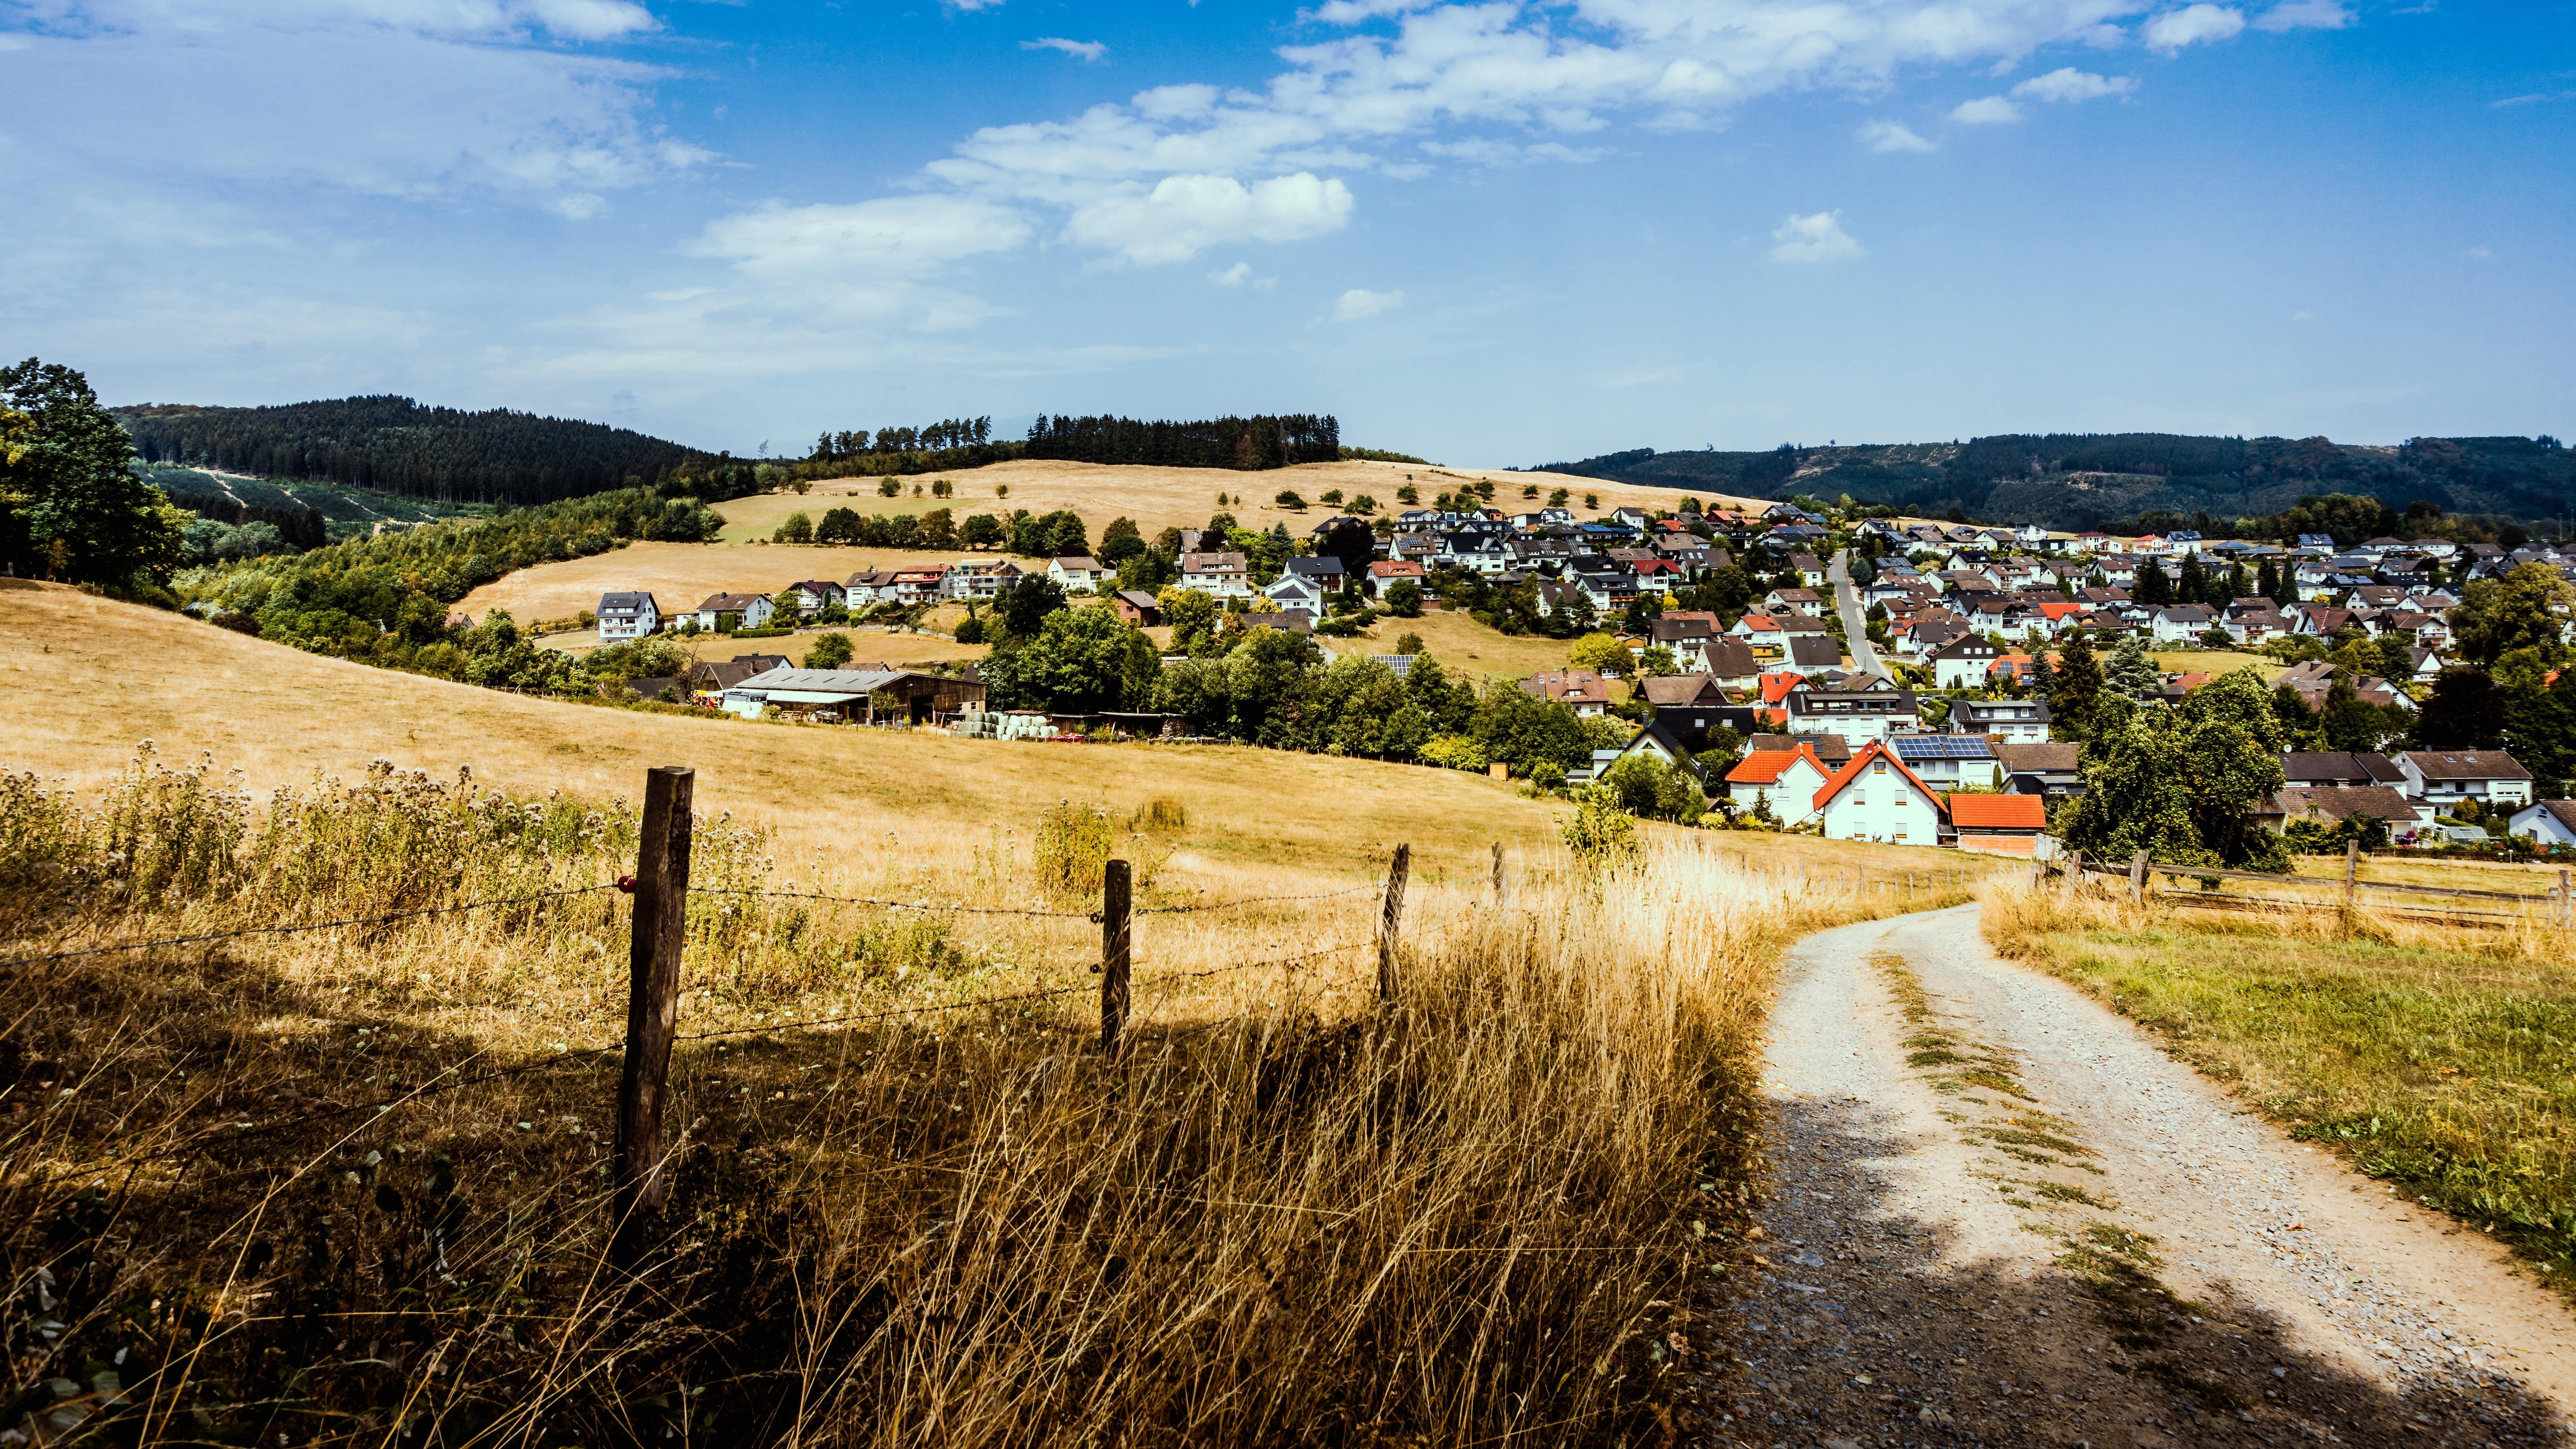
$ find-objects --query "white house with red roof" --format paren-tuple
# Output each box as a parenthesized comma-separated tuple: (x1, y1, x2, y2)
(1813, 741, 1944, 846)
(1723, 741, 1833, 824)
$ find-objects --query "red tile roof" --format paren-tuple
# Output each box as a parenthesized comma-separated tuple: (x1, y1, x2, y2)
(1946, 793, 2048, 830)
(1811, 741, 1938, 811)
(1726, 742, 1829, 785)
(1757, 672, 1807, 705)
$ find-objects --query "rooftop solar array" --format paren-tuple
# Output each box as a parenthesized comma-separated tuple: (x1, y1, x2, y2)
(1891, 736, 1997, 759)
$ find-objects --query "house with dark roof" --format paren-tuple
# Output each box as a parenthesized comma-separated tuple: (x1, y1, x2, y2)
(1992, 742, 2081, 803)
(2279, 751, 2405, 789)
(2262, 785, 2431, 834)
(596, 591, 662, 641)
(1521, 668, 1612, 717)
(1928, 635, 2002, 689)
(1949, 698, 2051, 746)
(2397, 750, 2533, 808)
(2508, 799, 2576, 848)
(1782, 633, 1844, 677)
(1782, 687, 1920, 744)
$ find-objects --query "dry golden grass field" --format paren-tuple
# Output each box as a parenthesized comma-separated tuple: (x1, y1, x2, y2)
(1352, 608, 1581, 682)
(2, 579, 2001, 1443)
(2150, 648, 2289, 680)
(713, 457, 1772, 547)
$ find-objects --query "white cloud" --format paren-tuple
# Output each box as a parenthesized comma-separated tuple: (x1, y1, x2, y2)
(1207, 260, 1277, 288)
(2144, 4, 2247, 52)
(1062, 172, 1354, 265)
(1022, 37, 1108, 63)
(2010, 68, 2137, 103)
(1331, 288, 1404, 321)
(2251, 0, 2352, 30)
(685, 196, 1034, 278)
(1857, 120, 1935, 152)
(1949, 96, 2024, 124)
(1769, 211, 1863, 264)
(2467, 245, 2493, 261)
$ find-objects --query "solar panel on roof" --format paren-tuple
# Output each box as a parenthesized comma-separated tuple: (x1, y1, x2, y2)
(1891, 737, 1994, 759)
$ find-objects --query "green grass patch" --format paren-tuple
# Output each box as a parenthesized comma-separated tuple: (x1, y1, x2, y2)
(2012, 925, 2576, 1288)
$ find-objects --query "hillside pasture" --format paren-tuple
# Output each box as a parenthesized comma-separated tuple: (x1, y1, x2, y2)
(714, 456, 1773, 547)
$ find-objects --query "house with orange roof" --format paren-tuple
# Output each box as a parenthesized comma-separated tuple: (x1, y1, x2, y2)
(1724, 741, 1833, 824)
(1812, 741, 1943, 846)
(1946, 791, 2050, 856)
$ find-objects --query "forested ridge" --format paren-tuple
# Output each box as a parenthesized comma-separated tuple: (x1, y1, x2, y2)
(1537, 432, 2576, 531)
(116, 396, 716, 506)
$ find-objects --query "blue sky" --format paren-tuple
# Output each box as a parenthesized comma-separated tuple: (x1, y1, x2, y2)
(3, 0, 2568, 465)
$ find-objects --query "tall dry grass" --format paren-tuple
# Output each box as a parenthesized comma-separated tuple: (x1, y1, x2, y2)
(2, 747, 1973, 1445)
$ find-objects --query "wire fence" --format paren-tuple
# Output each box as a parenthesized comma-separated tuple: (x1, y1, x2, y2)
(3, 818, 1387, 1197)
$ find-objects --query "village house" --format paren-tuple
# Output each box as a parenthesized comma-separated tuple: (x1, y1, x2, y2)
(1781, 687, 1920, 744)
(945, 558, 1022, 600)
(1521, 668, 1612, 718)
(691, 592, 774, 632)
(1813, 741, 1943, 846)
(2395, 750, 2534, 808)
(786, 580, 845, 617)
(1948, 698, 2052, 746)
(1110, 590, 1163, 626)
(1927, 635, 2002, 689)
(2508, 799, 2576, 848)
(1992, 742, 2081, 805)
(1947, 792, 2050, 856)
(1048, 556, 1110, 593)
(1725, 742, 1834, 824)
(1890, 733, 2001, 790)
(719, 667, 986, 726)
(1179, 552, 1255, 598)
(596, 591, 661, 641)
(2261, 785, 2432, 835)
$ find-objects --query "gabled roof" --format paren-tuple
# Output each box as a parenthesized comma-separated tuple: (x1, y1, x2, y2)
(1757, 672, 1807, 705)
(1727, 740, 1832, 785)
(1641, 674, 1729, 707)
(2269, 785, 2418, 825)
(1945, 792, 2047, 830)
(1811, 741, 1940, 811)
(2402, 750, 2532, 781)
(1992, 741, 2080, 775)
(1785, 635, 1843, 666)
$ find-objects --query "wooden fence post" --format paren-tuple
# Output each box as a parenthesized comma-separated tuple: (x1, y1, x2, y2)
(2128, 849, 2148, 906)
(613, 765, 693, 1273)
(1100, 859, 1132, 1058)
(2560, 867, 2572, 928)
(1377, 844, 1411, 1004)
(2343, 839, 2359, 908)
(2062, 849, 2082, 900)
(1491, 840, 1507, 907)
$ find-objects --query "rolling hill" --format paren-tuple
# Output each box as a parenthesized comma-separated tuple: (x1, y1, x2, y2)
(1534, 433, 2576, 532)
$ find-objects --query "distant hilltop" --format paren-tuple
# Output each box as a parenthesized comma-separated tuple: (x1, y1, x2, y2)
(1530, 433, 2574, 533)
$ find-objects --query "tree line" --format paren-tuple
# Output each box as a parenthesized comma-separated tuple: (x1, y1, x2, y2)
(115, 396, 719, 506)
(1022, 414, 1341, 471)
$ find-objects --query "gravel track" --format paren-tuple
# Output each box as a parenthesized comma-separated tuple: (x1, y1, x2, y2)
(1692, 903, 2576, 1449)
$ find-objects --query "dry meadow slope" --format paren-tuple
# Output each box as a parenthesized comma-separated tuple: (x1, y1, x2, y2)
(0, 585, 1563, 873)
(713, 456, 1770, 546)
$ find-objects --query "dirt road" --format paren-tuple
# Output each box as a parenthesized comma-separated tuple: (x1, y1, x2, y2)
(1694, 904, 2576, 1448)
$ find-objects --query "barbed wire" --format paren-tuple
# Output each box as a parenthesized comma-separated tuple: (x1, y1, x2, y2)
(1134, 884, 1378, 915)
(0, 884, 621, 971)
(692, 887, 1094, 920)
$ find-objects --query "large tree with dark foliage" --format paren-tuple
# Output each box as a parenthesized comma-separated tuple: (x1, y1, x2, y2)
(3, 358, 188, 589)
(116, 396, 713, 506)
(1024, 413, 1340, 471)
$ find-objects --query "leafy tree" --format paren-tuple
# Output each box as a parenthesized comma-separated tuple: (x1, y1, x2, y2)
(2448, 562, 2571, 669)
(960, 513, 1005, 550)
(2503, 671, 2576, 799)
(2414, 667, 2506, 749)
(772, 511, 814, 544)
(1402, 652, 1476, 735)
(917, 507, 957, 550)
(816, 506, 864, 544)
(1394, 631, 1427, 655)
(1469, 685, 1592, 777)
(1156, 586, 1219, 653)
(1224, 626, 1325, 745)
(0, 358, 188, 589)
(1568, 633, 1631, 677)
(803, 632, 855, 669)
(2058, 669, 2289, 870)
(995, 575, 1068, 639)
(1303, 657, 1431, 758)
(981, 605, 1159, 714)
(1384, 580, 1423, 617)
(1117, 548, 1176, 593)
(1099, 516, 1145, 564)
(1600, 753, 1705, 824)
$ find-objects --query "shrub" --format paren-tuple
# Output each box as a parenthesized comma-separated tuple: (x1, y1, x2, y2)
(1417, 734, 1493, 772)
(1132, 796, 1188, 831)
(1033, 800, 1112, 896)
(878, 477, 902, 497)
(803, 632, 856, 669)
(954, 615, 987, 644)
(1385, 580, 1423, 617)
(1394, 632, 1426, 655)
(1275, 489, 1307, 510)
(1350, 493, 1377, 514)
(1559, 786, 1640, 871)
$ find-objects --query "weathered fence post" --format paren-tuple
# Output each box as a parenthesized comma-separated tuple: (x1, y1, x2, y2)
(2061, 849, 2082, 900)
(2128, 849, 2148, 906)
(1377, 844, 1411, 1004)
(1100, 859, 1132, 1058)
(613, 765, 693, 1273)
(1491, 840, 1507, 907)
(2343, 839, 2360, 908)
(2560, 868, 2572, 928)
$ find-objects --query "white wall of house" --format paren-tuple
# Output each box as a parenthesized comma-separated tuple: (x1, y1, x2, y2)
(1818, 761, 1941, 845)
(2508, 804, 2576, 847)
(1727, 758, 1827, 823)
(1933, 656, 1991, 690)
(597, 595, 659, 641)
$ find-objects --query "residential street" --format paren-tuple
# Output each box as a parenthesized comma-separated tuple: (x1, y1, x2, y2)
(1829, 549, 1888, 682)
(1695, 903, 2576, 1448)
